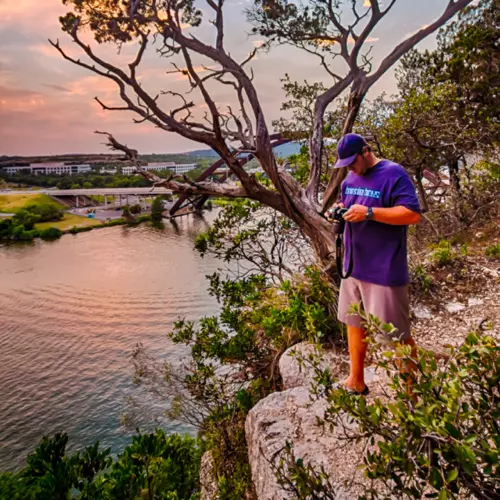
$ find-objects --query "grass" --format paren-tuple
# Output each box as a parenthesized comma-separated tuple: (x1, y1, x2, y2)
(0, 194, 65, 214)
(485, 243, 500, 259)
(35, 213, 103, 231)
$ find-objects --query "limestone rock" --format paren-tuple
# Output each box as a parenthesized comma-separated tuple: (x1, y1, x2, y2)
(279, 342, 346, 390)
(468, 297, 484, 307)
(445, 301, 466, 314)
(413, 304, 433, 320)
(200, 451, 219, 500)
(245, 387, 364, 500)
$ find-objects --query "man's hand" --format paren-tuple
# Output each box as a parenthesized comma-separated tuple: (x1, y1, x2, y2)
(344, 204, 368, 223)
(325, 202, 344, 222)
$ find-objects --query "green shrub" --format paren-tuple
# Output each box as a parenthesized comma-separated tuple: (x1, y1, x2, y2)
(13, 209, 40, 230)
(69, 226, 94, 234)
(297, 311, 500, 500)
(411, 263, 435, 295)
(130, 204, 142, 214)
(39, 227, 64, 240)
(25, 203, 63, 223)
(151, 197, 164, 221)
(0, 431, 201, 500)
(122, 205, 132, 218)
(9, 225, 39, 241)
(430, 240, 457, 266)
(135, 214, 152, 223)
(485, 243, 500, 259)
(103, 218, 126, 227)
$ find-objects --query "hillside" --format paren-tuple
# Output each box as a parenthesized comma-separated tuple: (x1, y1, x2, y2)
(183, 142, 302, 159)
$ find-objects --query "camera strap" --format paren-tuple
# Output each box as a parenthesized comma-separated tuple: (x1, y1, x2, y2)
(336, 223, 353, 280)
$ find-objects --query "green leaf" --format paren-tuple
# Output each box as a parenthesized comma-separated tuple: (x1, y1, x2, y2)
(446, 468, 458, 483)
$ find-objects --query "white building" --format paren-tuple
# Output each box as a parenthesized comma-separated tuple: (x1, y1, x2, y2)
(3, 163, 91, 176)
(100, 168, 117, 175)
(3, 165, 31, 175)
(122, 163, 199, 176)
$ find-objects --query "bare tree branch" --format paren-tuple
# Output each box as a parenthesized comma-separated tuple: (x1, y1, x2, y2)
(366, 0, 474, 89)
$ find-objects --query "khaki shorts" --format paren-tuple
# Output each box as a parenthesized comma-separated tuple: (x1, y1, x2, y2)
(338, 277, 411, 341)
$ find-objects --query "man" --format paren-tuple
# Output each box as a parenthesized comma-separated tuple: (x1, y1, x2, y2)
(328, 133, 421, 395)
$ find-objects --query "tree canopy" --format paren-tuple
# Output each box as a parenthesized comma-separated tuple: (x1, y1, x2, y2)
(51, 0, 474, 263)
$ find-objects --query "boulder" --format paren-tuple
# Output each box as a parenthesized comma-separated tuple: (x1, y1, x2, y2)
(248, 343, 383, 499)
(279, 342, 380, 391)
(279, 342, 347, 390)
(200, 451, 219, 500)
(245, 387, 365, 500)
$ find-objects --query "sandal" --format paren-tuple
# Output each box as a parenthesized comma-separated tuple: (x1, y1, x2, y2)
(331, 382, 370, 396)
(318, 382, 370, 398)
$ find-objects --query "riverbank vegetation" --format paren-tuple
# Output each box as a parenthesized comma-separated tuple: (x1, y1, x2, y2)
(1, 0, 499, 499)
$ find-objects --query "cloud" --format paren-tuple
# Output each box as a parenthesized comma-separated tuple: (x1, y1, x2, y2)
(0, 85, 46, 112)
(351, 36, 379, 44)
(406, 24, 430, 37)
(316, 36, 379, 47)
(42, 83, 71, 93)
(30, 43, 63, 59)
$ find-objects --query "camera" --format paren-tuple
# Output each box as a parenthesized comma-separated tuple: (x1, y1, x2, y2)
(326, 206, 353, 279)
(330, 206, 348, 221)
(326, 206, 348, 234)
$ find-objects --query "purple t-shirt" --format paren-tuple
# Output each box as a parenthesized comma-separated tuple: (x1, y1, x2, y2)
(340, 160, 421, 287)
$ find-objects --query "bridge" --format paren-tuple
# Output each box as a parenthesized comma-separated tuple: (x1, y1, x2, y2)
(1, 187, 172, 196)
(1, 187, 173, 209)
(169, 133, 291, 216)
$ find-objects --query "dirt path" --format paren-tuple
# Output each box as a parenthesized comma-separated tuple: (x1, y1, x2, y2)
(411, 257, 500, 347)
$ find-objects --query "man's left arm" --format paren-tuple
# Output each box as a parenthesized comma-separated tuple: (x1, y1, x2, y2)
(343, 205, 421, 225)
(372, 206, 421, 225)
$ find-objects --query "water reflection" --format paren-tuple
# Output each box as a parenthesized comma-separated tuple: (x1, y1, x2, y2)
(0, 215, 220, 471)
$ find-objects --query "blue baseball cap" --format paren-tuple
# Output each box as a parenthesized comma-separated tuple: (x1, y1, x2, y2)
(334, 133, 368, 168)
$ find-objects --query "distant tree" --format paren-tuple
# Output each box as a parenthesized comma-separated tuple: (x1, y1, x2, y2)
(39, 227, 64, 240)
(130, 204, 142, 215)
(25, 204, 63, 223)
(151, 197, 164, 222)
(82, 181, 93, 189)
(13, 209, 40, 230)
(122, 205, 133, 221)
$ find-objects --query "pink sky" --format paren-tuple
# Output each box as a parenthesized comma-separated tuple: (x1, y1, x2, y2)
(0, 0, 450, 156)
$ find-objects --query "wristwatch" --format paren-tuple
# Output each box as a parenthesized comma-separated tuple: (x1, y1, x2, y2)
(365, 206, 374, 221)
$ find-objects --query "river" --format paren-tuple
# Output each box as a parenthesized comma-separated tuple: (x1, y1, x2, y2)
(0, 215, 222, 471)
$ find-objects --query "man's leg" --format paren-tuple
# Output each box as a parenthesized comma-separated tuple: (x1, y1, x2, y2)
(360, 281, 418, 391)
(399, 334, 418, 380)
(337, 278, 368, 392)
(344, 324, 368, 392)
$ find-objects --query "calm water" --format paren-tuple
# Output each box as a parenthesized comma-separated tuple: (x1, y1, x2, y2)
(0, 215, 221, 471)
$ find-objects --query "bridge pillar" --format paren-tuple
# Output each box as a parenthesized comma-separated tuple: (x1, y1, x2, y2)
(76, 196, 79, 208)
(104, 195, 108, 208)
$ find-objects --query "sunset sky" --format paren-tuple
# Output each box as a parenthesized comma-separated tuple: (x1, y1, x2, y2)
(0, 0, 454, 156)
